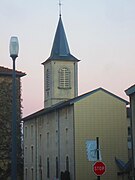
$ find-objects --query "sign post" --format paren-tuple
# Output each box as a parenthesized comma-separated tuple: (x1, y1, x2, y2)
(94, 137, 106, 179)
(93, 161, 106, 176)
(96, 137, 100, 180)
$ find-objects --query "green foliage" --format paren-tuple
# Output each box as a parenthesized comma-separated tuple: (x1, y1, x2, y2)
(0, 76, 23, 179)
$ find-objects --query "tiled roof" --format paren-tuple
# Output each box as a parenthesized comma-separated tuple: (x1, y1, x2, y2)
(0, 66, 26, 77)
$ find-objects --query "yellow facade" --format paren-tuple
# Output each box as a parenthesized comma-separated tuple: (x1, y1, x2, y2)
(23, 88, 129, 180)
(74, 89, 128, 180)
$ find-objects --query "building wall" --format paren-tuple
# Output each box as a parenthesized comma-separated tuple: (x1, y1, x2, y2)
(127, 108, 132, 159)
(74, 90, 128, 180)
(24, 105, 75, 180)
(130, 94, 135, 169)
(24, 89, 129, 180)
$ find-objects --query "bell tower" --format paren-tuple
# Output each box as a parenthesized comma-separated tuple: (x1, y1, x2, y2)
(42, 15, 80, 108)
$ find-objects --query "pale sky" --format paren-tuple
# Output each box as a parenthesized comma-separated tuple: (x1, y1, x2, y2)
(0, 0, 135, 117)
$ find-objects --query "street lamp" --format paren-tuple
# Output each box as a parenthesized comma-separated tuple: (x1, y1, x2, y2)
(9, 36, 19, 180)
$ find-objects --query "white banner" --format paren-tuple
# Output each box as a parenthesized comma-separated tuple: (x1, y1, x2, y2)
(86, 140, 102, 161)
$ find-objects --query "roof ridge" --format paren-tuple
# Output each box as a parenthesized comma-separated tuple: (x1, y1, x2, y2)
(0, 66, 26, 77)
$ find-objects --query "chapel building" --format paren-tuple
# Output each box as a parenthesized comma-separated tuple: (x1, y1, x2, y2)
(23, 14, 129, 180)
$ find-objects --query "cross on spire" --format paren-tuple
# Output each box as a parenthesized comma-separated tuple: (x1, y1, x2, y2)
(59, 0, 62, 16)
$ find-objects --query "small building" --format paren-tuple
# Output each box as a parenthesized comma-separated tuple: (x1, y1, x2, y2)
(0, 66, 25, 179)
(125, 85, 135, 178)
(23, 14, 129, 180)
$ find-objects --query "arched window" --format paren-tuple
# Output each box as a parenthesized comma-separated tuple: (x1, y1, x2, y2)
(31, 125, 33, 138)
(56, 157, 58, 178)
(39, 134, 42, 147)
(31, 168, 34, 180)
(58, 67, 71, 89)
(66, 156, 69, 171)
(56, 130, 58, 145)
(66, 128, 68, 144)
(31, 146, 34, 163)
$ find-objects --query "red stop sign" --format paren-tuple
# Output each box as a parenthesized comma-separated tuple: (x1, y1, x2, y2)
(93, 161, 106, 176)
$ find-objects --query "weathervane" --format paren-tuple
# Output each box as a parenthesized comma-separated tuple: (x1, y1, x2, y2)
(59, 0, 62, 16)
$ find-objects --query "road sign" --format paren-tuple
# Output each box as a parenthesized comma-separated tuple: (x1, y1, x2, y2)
(93, 161, 106, 176)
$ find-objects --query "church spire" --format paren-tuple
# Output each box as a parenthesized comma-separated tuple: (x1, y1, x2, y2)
(42, 8, 79, 108)
(47, 14, 78, 61)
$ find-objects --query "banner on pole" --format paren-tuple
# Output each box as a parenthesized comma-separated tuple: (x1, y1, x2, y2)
(86, 140, 102, 161)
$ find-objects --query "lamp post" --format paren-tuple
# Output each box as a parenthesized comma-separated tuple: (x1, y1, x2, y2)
(9, 36, 19, 180)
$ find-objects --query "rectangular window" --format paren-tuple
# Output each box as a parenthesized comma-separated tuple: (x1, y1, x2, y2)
(65, 108, 68, 119)
(128, 127, 131, 136)
(31, 146, 34, 163)
(40, 169, 43, 180)
(66, 128, 68, 144)
(31, 125, 33, 138)
(66, 156, 69, 171)
(25, 126, 27, 138)
(39, 134, 42, 147)
(56, 130, 58, 145)
(25, 168, 28, 180)
(46, 69, 50, 90)
(56, 157, 58, 178)
(39, 156, 42, 180)
(25, 147, 27, 163)
(47, 132, 49, 147)
(47, 157, 50, 178)
(31, 168, 34, 180)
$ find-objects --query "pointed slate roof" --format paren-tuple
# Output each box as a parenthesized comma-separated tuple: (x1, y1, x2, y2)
(46, 15, 79, 61)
